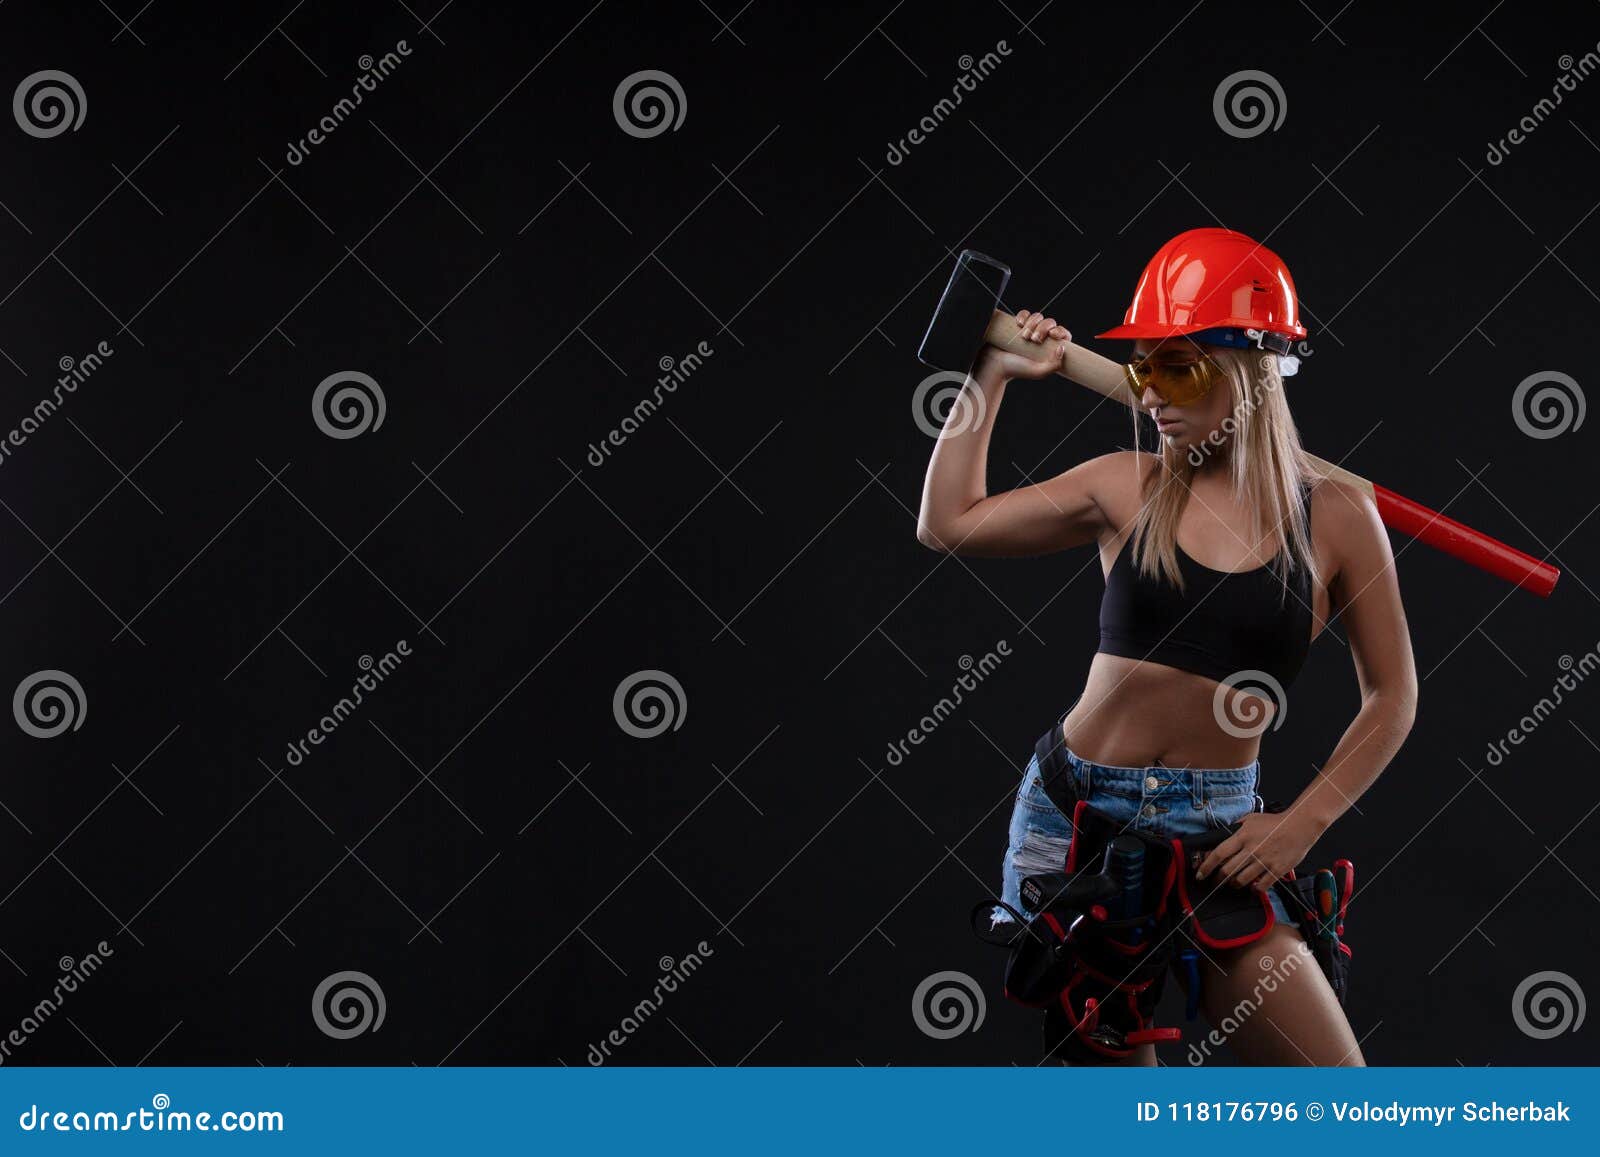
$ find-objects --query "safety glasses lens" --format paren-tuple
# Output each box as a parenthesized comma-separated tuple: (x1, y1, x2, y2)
(1125, 358, 1219, 405)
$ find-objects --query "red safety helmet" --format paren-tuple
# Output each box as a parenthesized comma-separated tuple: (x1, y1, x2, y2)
(1097, 227, 1306, 354)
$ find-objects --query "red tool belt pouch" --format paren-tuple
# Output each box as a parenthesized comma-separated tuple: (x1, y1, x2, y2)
(1170, 829, 1278, 950)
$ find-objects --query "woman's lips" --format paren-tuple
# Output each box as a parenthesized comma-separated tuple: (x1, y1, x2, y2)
(1156, 418, 1181, 431)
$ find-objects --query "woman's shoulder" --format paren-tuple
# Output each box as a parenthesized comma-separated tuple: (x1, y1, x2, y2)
(1070, 450, 1159, 533)
(1305, 470, 1378, 526)
(1079, 449, 1158, 499)
(1084, 449, 1159, 488)
(1304, 469, 1386, 566)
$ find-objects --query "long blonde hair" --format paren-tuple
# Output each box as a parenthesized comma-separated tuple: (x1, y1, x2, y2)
(1126, 349, 1318, 600)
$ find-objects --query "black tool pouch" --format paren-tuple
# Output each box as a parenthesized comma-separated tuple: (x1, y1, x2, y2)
(971, 802, 1192, 1063)
(1271, 859, 1355, 1005)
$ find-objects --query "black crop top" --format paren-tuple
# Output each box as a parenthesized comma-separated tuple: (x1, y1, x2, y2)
(1097, 484, 1315, 689)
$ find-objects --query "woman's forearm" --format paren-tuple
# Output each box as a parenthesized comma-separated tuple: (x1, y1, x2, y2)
(1290, 689, 1417, 833)
(915, 361, 1008, 548)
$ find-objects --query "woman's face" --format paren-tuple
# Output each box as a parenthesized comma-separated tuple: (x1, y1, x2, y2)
(1130, 338, 1235, 453)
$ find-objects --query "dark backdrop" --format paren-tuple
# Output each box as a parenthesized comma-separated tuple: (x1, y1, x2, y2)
(1, 0, 1596, 1067)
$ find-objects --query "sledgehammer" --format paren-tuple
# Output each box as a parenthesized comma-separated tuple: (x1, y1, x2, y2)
(917, 249, 1559, 598)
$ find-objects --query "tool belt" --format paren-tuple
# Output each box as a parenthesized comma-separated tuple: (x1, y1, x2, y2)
(970, 725, 1354, 1064)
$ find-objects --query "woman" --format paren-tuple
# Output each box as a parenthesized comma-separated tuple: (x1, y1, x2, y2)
(916, 228, 1417, 1065)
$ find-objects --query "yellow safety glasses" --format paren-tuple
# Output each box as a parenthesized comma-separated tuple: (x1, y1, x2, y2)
(1123, 354, 1226, 407)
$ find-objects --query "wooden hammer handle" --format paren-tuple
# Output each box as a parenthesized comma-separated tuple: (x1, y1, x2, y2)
(982, 311, 1128, 400)
(982, 311, 1560, 597)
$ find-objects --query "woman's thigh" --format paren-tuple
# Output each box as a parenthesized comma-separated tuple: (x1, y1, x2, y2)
(1197, 924, 1364, 1066)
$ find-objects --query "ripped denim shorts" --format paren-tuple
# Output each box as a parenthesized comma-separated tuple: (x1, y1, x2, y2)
(998, 743, 1292, 925)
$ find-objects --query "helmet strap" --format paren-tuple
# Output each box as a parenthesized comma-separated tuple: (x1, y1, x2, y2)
(1189, 326, 1294, 356)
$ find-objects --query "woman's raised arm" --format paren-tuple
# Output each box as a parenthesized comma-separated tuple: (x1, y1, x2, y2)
(916, 312, 1116, 558)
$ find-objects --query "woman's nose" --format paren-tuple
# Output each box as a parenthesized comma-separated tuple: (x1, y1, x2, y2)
(1139, 384, 1168, 409)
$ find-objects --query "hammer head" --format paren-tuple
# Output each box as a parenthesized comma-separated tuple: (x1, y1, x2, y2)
(917, 249, 1011, 373)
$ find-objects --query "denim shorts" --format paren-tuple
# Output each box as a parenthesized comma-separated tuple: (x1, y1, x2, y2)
(997, 743, 1292, 925)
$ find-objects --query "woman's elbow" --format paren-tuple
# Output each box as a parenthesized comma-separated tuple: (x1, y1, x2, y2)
(1373, 680, 1418, 736)
(1399, 684, 1419, 733)
(916, 520, 955, 553)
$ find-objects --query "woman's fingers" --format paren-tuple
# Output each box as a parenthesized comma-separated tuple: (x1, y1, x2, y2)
(1196, 837, 1240, 879)
(1231, 859, 1268, 889)
(1220, 848, 1267, 887)
(1011, 311, 1071, 345)
(1010, 311, 1072, 364)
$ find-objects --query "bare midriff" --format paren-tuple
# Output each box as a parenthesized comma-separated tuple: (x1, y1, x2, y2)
(1060, 652, 1272, 770)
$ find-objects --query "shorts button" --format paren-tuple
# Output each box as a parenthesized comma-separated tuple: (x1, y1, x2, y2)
(1144, 776, 1160, 791)
(1141, 804, 1157, 817)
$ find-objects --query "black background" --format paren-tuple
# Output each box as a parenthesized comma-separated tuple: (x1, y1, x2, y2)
(0, 0, 1596, 1066)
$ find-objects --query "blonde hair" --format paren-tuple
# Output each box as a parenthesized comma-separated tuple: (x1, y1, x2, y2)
(1126, 349, 1318, 600)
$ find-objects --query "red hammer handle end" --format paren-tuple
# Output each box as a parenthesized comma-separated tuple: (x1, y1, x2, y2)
(1371, 484, 1560, 598)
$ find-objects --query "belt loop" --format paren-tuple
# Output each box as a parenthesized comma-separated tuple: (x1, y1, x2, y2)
(1065, 745, 1087, 795)
(1035, 722, 1082, 813)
